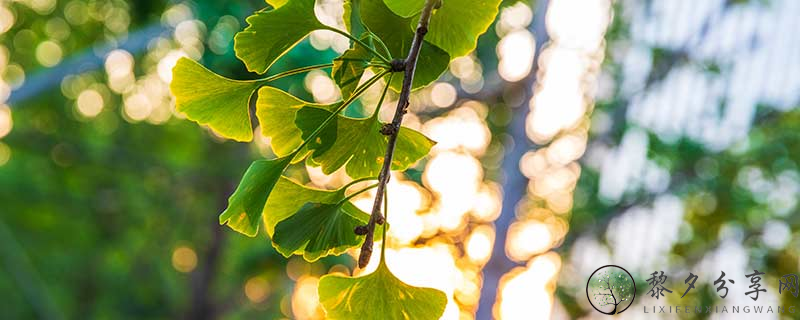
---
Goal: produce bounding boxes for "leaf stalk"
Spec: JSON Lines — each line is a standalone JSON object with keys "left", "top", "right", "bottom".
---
{"left": 290, "top": 70, "right": 389, "bottom": 155}
{"left": 325, "top": 27, "right": 392, "bottom": 64}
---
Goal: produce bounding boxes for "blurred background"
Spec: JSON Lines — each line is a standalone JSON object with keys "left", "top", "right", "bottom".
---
{"left": 2, "top": 0, "right": 799, "bottom": 319}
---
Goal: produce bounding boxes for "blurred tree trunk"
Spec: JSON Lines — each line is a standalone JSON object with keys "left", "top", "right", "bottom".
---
{"left": 475, "top": 0, "right": 550, "bottom": 318}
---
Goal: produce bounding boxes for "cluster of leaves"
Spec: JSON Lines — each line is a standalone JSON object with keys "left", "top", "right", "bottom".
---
{"left": 169, "top": 0, "right": 500, "bottom": 318}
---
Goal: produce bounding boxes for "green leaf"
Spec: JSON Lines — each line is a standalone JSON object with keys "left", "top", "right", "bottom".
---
{"left": 343, "top": 0, "right": 363, "bottom": 36}
{"left": 255, "top": 86, "right": 338, "bottom": 158}
{"left": 264, "top": 177, "right": 383, "bottom": 260}
{"left": 318, "top": 261, "right": 447, "bottom": 320}
{"left": 332, "top": 36, "right": 373, "bottom": 99}
{"left": 273, "top": 201, "right": 370, "bottom": 261}
{"left": 297, "top": 107, "right": 436, "bottom": 179}
{"left": 265, "top": 0, "right": 288, "bottom": 8}
{"left": 360, "top": 0, "right": 450, "bottom": 91}
{"left": 219, "top": 156, "right": 292, "bottom": 236}
{"left": 383, "top": 0, "right": 425, "bottom": 17}
{"left": 296, "top": 106, "right": 340, "bottom": 156}
{"left": 170, "top": 58, "right": 260, "bottom": 142}
{"left": 234, "top": 0, "right": 325, "bottom": 74}
{"left": 419, "top": 0, "right": 502, "bottom": 57}
{"left": 262, "top": 177, "right": 349, "bottom": 236}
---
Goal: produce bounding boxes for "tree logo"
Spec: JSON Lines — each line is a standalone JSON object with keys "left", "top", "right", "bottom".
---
{"left": 586, "top": 265, "right": 636, "bottom": 315}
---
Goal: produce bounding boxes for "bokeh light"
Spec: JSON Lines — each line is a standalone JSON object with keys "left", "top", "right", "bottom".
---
{"left": 0, "top": 104, "right": 11, "bottom": 138}
{"left": 172, "top": 246, "right": 198, "bottom": 273}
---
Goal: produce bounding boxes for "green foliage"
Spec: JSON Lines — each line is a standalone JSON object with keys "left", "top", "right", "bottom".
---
{"left": 332, "top": 35, "right": 376, "bottom": 99}
{"left": 168, "top": 0, "right": 501, "bottom": 316}
{"left": 265, "top": 0, "right": 289, "bottom": 8}
{"left": 383, "top": 0, "right": 426, "bottom": 17}
{"left": 234, "top": 0, "right": 325, "bottom": 74}
{"left": 360, "top": 0, "right": 451, "bottom": 90}
{"left": 273, "top": 202, "right": 369, "bottom": 261}
{"left": 171, "top": 58, "right": 261, "bottom": 142}
{"left": 318, "top": 260, "right": 448, "bottom": 319}
{"left": 263, "top": 177, "right": 356, "bottom": 235}
{"left": 219, "top": 157, "right": 292, "bottom": 236}
{"left": 422, "top": 0, "right": 502, "bottom": 57}
{"left": 382, "top": 0, "right": 502, "bottom": 57}
{"left": 256, "top": 86, "right": 337, "bottom": 158}
{"left": 300, "top": 108, "right": 435, "bottom": 179}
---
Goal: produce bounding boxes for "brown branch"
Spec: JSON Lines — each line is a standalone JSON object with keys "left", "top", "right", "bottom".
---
{"left": 357, "top": 0, "right": 438, "bottom": 268}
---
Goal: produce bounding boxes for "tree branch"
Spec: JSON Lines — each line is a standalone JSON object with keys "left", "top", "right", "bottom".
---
{"left": 356, "top": 0, "right": 438, "bottom": 268}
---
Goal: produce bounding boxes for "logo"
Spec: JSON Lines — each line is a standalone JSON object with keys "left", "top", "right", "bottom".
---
{"left": 586, "top": 265, "right": 636, "bottom": 315}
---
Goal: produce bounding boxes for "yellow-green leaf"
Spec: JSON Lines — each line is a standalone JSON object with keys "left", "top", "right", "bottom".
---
{"left": 170, "top": 58, "right": 260, "bottom": 142}
{"left": 265, "top": 0, "right": 288, "bottom": 8}
{"left": 297, "top": 107, "right": 436, "bottom": 179}
{"left": 383, "top": 0, "right": 425, "bottom": 17}
{"left": 262, "top": 177, "right": 349, "bottom": 236}
{"left": 219, "top": 156, "right": 292, "bottom": 236}
{"left": 417, "top": 0, "right": 502, "bottom": 57}
{"left": 273, "top": 202, "right": 369, "bottom": 261}
{"left": 255, "top": 86, "right": 338, "bottom": 158}
{"left": 235, "top": 0, "right": 325, "bottom": 74}
{"left": 332, "top": 35, "right": 373, "bottom": 99}
{"left": 265, "top": 177, "right": 382, "bottom": 261}
{"left": 318, "top": 261, "right": 447, "bottom": 320}
{"left": 360, "top": 0, "right": 449, "bottom": 91}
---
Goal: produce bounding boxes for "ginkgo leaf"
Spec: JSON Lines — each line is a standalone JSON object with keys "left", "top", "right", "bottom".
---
{"left": 170, "top": 57, "right": 260, "bottom": 142}
{"left": 318, "top": 261, "right": 447, "bottom": 320}
{"left": 219, "top": 156, "right": 292, "bottom": 237}
{"left": 235, "top": 0, "right": 325, "bottom": 74}
{"left": 265, "top": 0, "right": 287, "bottom": 8}
{"left": 262, "top": 177, "right": 349, "bottom": 236}
{"left": 360, "top": 0, "right": 449, "bottom": 91}
{"left": 296, "top": 107, "right": 436, "bottom": 179}
{"left": 383, "top": 0, "right": 425, "bottom": 17}
{"left": 343, "top": 0, "right": 356, "bottom": 33}
{"left": 264, "top": 177, "right": 382, "bottom": 259}
{"left": 332, "top": 35, "right": 374, "bottom": 99}
{"left": 255, "top": 86, "right": 338, "bottom": 158}
{"left": 272, "top": 202, "right": 370, "bottom": 261}
{"left": 415, "top": 0, "right": 502, "bottom": 57}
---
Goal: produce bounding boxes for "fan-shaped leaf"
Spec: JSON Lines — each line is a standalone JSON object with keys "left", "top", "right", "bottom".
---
{"left": 297, "top": 107, "right": 435, "bottom": 179}
{"left": 219, "top": 156, "right": 292, "bottom": 236}
{"left": 264, "top": 177, "right": 382, "bottom": 260}
{"left": 265, "top": 0, "right": 288, "bottom": 8}
{"left": 255, "top": 86, "right": 338, "bottom": 158}
{"left": 318, "top": 261, "right": 447, "bottom": 320}
{"left": 262, "top": 177, "right": 349, "bottom": 236}
{"left": 360, "top": 0, "right": 449, "bottom": 91}
{"left": 332, "top": 35, "right": 375, "bottom": 99}
{"left": 383, "top": 0, "right": 425, "bottom": 17}
{"left": 419, "top": 0, "right": 502, "bottom": 57}
{"left": 273, "top": 202, "right": 370, "bottom": 261}
{"left": 170, "top": 58, "right": 260, "bottom": 142}
{"left": 235, "top": 0, "right": 325, "bottom": 74}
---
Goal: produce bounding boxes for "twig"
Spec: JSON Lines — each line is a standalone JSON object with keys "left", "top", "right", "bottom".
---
{"left": 356, "top": 0, "right": 438, "bottom": 268}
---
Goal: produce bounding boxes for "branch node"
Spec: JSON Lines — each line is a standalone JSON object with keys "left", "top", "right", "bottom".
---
{"left": 389, "top": 59, "right": 405, "bottom": 72}
{"left": 380, "top": 123, "right": 398, "bottom": 136}
{"left": 354, "top": 225, "right": 369, "bottom": 235}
